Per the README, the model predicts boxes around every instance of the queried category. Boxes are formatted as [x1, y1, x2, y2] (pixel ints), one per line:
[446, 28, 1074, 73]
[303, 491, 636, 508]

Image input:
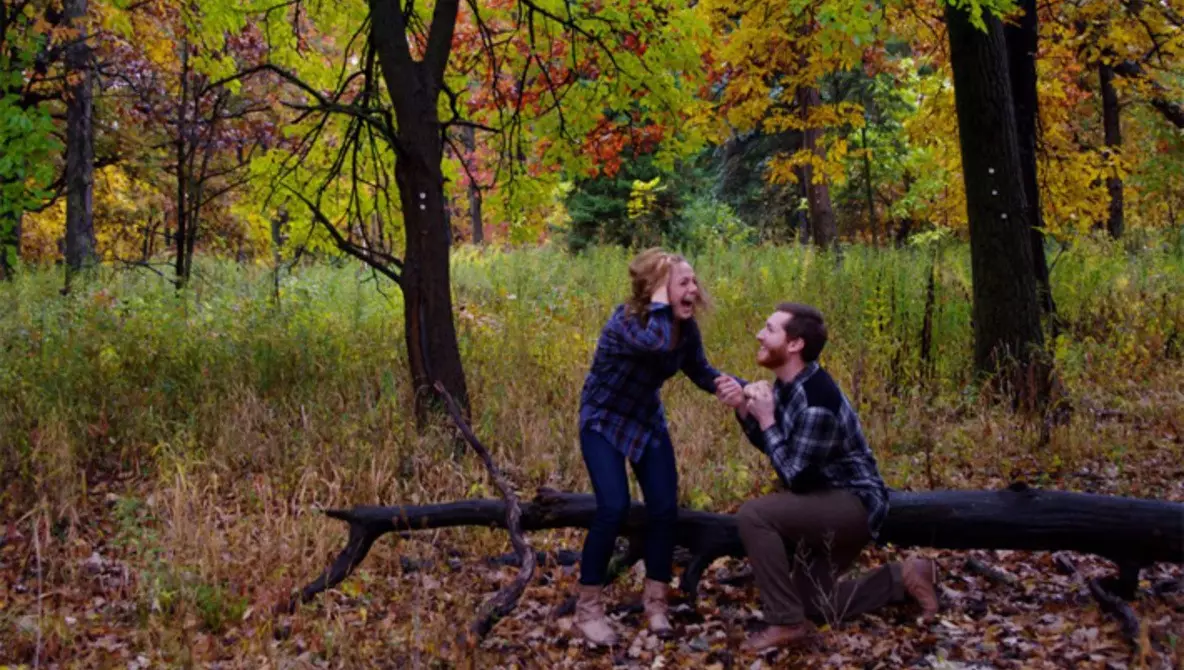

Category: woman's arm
[680, 320, 724, 392]
[615, 303, 676, 352]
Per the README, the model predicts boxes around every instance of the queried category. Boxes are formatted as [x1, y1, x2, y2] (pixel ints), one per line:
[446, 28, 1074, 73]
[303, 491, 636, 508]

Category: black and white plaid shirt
[738, 362, 889, 538]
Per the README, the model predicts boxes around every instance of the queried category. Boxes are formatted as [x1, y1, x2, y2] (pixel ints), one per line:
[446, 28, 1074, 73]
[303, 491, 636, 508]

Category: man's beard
[757, 346, 788, 369]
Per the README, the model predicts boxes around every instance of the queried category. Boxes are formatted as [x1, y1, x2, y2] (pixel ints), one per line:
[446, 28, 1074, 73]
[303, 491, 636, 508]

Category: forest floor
[3, 421, 1182, 669]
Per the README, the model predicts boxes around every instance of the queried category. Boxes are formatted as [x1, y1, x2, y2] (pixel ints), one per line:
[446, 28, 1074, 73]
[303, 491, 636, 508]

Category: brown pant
[736, 488, 906, 626]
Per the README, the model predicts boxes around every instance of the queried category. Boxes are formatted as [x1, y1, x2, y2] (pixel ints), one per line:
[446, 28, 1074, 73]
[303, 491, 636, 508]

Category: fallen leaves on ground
[2, 443, 1182, 668]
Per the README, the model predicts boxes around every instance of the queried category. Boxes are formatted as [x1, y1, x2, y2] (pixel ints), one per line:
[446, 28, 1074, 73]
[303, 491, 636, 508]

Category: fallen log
[294, 482, 1184, 617]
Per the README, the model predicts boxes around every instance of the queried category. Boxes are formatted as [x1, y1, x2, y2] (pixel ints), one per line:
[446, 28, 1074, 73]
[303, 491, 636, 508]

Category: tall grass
[2, 238, 1181, 515]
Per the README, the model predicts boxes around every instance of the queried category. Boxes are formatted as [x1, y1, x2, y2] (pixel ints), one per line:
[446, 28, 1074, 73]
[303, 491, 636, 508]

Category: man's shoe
[902, 557, 940, 617]
[575, 584, 618, 646]
[642, 579, 673, 636]
[740, 621, 819, 653]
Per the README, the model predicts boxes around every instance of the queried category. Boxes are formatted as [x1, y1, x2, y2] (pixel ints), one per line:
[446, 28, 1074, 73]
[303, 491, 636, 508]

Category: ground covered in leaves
[3, 461, 1182, 669]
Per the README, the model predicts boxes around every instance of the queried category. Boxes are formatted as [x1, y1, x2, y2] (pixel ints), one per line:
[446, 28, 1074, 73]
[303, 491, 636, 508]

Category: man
[714, 303, 939, 653]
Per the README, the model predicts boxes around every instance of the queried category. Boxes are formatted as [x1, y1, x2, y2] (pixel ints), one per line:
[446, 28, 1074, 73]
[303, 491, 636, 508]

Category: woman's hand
[651, 257, 671, 304]
[715, 375, 746, 410]
[744, 381, 776, 430]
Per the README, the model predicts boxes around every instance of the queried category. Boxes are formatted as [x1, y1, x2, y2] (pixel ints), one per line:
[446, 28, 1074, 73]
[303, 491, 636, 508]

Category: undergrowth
[1, 237, 1181, 666]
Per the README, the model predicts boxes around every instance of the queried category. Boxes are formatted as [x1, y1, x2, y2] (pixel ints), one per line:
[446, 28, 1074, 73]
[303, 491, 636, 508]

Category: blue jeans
[578, 428, 679, 586]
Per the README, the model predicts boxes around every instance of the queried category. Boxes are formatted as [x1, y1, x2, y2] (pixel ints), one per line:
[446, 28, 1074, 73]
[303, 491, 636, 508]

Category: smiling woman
[572, 246, 740, 646]
[625, 248, 712, 325]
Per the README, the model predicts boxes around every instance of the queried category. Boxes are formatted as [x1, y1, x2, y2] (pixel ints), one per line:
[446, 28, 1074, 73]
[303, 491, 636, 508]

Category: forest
[1, 0, 1182, 666]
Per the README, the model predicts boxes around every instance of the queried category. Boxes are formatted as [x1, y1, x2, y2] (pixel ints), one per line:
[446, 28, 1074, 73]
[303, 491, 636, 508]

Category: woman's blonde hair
[625, 247, 711, 321]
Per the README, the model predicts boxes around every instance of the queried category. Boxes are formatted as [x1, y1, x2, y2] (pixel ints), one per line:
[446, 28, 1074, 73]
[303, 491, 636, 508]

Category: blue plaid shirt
[738, 363, 890, 538]
[580, 302, 727, 462]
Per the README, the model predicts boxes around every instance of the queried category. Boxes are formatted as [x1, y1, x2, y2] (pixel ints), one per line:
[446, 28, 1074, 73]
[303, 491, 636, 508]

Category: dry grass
[1, 238, 1182, 667]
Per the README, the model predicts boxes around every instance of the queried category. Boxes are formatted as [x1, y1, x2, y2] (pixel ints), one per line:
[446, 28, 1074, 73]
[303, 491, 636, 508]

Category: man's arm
[737, 412, 766, 451]
[763, 407, 839, 488]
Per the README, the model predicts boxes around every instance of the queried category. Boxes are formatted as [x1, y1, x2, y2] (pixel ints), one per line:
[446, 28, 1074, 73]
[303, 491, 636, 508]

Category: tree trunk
[0, 207, 19, 280]
[63, 0, 96, 282]
[861, 124, 877, 245]
[795, 85, 838, 249]
[185, 136, 206, 279]
[895, 171, 914, 248]
[1004, 0, 1055, 317]
[794, 179, 810, 245]
[141, 217, 157, 261]
[462, 125, 484, 244]
[174, 41, 190, 286]
[1099, 62, 1124, 240]
[371, 0, 469, 425]
[271, 208, 288, 266]
[396, 130, 469, 426]
[946, 4, 1046, 397]
[296, 485, 1184, 607]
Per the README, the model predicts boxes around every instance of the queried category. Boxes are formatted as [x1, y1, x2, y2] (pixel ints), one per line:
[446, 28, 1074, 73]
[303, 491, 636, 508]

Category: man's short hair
[777, 302, 827, 362]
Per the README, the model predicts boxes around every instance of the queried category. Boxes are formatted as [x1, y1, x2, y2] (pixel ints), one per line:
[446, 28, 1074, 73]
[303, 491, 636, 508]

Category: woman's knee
[595, 492, 631, 527]
[645, 490, 679, 524]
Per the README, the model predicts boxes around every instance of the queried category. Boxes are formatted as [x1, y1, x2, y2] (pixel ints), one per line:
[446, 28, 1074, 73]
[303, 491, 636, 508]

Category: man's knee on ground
[736, 499, 771, 534]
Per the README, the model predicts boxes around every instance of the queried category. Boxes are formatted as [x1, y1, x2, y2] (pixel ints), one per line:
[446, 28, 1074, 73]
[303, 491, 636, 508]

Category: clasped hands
[715, 375, 775, 430]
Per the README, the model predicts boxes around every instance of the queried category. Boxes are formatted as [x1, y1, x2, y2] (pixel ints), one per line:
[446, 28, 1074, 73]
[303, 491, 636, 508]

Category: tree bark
[861, 124, 877, 245]
[462, 125, 484, 245]
[1099, 62, 1124, 240]
[794, 84, 838, 249]
[1004, 0, 1055, 317]
[174, 41, 190, 286]
[370, 0, 469, 425]
[296, 485, 1184, 608]
[63, 0, 96, 280]
[271, 208, 288, 266]
[946, 4, 1046, 396]
[895, 171, 914, 248]
[0, 208, 19, 280]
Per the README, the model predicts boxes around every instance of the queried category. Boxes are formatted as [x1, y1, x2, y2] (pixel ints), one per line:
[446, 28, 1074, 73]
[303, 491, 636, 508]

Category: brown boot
[902, 557, 940, 618]
[575, 584, 617, 646]
[740, 621, 819, 653]
[642, 579, 673, 636]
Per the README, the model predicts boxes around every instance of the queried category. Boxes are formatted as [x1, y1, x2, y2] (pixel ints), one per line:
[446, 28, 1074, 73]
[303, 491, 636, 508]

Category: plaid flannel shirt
[738, 362, 890, 538]
[580, 302, 725, 462]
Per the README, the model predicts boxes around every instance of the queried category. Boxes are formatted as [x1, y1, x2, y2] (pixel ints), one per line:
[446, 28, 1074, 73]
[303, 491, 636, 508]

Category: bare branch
[1112, 59, 1184, 129]
[285, 186, 404, 285]
[432, 381, 535, 641]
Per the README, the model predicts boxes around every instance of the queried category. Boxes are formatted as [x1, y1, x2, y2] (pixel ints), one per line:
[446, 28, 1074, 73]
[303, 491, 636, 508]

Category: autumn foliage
[1, 0, 1183, 666]
[2, 0, 1176, 255]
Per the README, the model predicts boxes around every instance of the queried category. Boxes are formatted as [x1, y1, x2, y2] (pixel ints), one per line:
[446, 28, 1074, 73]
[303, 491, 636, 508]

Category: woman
[575, 248, 736, 645]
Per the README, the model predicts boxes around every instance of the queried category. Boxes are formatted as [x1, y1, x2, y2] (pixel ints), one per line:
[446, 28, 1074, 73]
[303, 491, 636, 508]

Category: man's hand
[744, 380, 776, 430]
[715, 375, 745, 410]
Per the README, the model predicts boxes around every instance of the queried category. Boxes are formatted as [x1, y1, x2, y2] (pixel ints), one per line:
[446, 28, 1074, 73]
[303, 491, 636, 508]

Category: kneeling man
[715, 303, 938, 653]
